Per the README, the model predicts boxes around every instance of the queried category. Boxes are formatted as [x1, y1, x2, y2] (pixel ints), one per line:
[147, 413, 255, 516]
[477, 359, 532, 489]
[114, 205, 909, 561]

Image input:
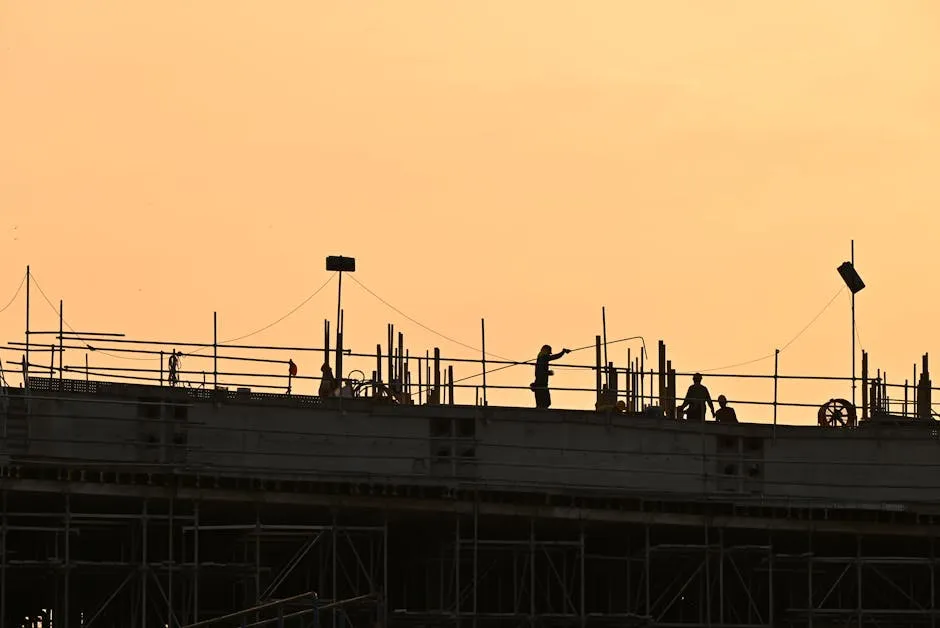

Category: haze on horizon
[2, 1, 939, 420]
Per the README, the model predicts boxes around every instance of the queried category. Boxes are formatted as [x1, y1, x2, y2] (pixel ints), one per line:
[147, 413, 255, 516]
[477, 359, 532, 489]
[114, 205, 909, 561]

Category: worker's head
[540, 344, 552, 356]
[693, 373, 703, 383]
[321, 363, 330, 372]
[718, 394, 728, 407]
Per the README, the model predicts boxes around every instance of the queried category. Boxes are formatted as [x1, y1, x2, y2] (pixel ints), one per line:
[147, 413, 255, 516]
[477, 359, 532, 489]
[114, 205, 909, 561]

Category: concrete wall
[15, 380, 940, 509]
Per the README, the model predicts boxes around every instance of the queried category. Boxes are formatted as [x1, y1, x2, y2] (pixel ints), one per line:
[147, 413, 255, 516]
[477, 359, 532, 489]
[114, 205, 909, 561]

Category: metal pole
[25, 265, 30, 389]
[213, 312, 218, 389]
[602, 307, 609, 388]
[481, 319, 487, 406]
[773, 349, 780, 436]
[851, 240, 856, 408]
[59, 300, 64, 385]
[336, 271, 343, 340]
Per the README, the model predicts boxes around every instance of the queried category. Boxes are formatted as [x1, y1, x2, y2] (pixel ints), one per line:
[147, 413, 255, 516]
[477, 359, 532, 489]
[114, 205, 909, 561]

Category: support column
[473, 504, 478, 628]
[767, 535, 774, 628]
[807, 534, 813, 628]
[332, 513, 338, 628]
[142, 500, 148, 628]
[529, 520, 535, 626]
[930, 537, 937, 628]
[168, 498, 173, 628]
[579, 527, 586, 628]
[383, 516, 389, 628]
[194, 501, 200, 623]
[455, 517, 460, 621]
[1, 490, 6, 628]
[645, 524, 651, 620]
[856, 535, 862, 627]
[719, 529, 724, 626]
[64, 494, 70, 628]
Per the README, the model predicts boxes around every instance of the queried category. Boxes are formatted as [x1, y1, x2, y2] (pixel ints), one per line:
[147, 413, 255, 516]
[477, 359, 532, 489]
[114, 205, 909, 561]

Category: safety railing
[2, 333, 937, 427]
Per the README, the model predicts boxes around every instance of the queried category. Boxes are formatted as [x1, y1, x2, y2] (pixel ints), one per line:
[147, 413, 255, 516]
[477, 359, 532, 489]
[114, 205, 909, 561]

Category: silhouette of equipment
[817, 398, 857, 428]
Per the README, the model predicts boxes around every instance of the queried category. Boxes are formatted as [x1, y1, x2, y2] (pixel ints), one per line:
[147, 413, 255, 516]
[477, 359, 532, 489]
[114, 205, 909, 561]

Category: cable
[0, 272, 26, 314]
[185, 274, 335, 357]
[415, 336, 647, 391]
[349, 274, 512, 361]
[697, 286, 846, 374]
[29, 272, 153, 362]
[778, 286, 845, 353]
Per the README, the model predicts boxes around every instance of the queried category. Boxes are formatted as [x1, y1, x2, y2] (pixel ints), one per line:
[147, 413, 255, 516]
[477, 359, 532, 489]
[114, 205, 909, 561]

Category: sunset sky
[2, 1, 939, 421]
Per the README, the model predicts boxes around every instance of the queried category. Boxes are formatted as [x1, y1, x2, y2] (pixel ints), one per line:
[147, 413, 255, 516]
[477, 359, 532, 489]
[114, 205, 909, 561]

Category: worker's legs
[535, 387, 551, 409]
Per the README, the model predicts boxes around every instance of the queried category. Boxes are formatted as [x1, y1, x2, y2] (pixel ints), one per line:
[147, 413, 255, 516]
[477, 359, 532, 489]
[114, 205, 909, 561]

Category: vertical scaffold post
[433, 348, 441, 405]
[25, 265, 30, 390]
[862, 351, 869, 420]
[213, 312, 218, 389]
[481, 318, 487, 406]
[58, 299, 63, 385]
[64, 493, 70, 628]
[773, 349, 780, 437]
[387, 324, 394, 387]
[1, 490, 6, 628]
[324, 319, 331, 373]
[594, 336, 602, 404]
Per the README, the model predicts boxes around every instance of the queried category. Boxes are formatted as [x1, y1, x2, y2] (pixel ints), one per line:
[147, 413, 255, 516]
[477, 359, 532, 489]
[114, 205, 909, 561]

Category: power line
[185, 274, 336, 357]
[348, 274, 512, 361]
[0, 272, 26, 314]
[698, 286, 846, 374]
[29, 272, 154, 362]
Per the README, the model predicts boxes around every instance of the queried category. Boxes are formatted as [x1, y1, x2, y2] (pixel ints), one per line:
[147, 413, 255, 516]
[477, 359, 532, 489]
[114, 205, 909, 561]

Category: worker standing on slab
[531, 344, 570, 409]
[678, 372, 715, 421]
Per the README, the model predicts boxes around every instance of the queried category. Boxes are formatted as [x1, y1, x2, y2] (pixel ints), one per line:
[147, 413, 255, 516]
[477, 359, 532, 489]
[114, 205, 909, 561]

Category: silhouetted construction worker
[286, 359, 298, 394]
[531, 344, 570, 409]
[678, 373, 714, 421]
[167, 350, 181, 386]
[715, 394, 738, 423]
[319, 363, 335, 398]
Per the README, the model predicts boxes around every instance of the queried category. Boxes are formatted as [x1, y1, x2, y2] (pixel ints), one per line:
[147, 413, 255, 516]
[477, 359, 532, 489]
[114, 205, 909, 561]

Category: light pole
[837, 241, 865, 408]
[325, 255, 356, 382]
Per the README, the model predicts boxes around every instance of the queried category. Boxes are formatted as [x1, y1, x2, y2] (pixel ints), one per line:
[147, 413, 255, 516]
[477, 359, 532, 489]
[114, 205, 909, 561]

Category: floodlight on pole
[837, 241, 865, 409]
[326, 255, 355, 382]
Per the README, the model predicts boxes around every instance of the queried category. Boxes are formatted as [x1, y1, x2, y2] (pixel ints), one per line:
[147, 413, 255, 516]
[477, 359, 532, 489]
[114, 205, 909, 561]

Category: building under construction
[2, 270, 940, 627]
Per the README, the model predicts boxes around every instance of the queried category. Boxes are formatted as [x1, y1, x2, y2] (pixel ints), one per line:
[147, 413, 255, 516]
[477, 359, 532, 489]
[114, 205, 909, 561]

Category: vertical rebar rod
[58, 300, 64, 385]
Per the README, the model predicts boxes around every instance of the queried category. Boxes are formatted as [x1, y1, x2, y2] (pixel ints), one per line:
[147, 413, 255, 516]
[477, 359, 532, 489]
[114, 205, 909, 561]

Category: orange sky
[2, 1, 939, 422]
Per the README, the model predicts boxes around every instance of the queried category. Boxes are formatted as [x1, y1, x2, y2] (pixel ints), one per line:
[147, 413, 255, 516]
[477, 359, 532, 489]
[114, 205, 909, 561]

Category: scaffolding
[5, 485, 940, 627]
[3, 277, 940, 626]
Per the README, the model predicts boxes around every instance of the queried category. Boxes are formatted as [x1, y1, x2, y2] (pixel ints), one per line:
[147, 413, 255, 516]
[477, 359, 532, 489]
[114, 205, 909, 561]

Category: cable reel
[817, 398, 857, 428]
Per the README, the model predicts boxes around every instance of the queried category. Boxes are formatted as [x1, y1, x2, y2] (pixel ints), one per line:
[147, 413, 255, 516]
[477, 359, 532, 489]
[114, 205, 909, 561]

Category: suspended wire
[778, 286, 846, 353]
[411, 336, 647, 392]
[348, 274, 512, 361]
[29, 273, 154, 362]
[0, 272, 26, 314]
[698, 286, 847, 374]
[185, 274, 336, 357]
